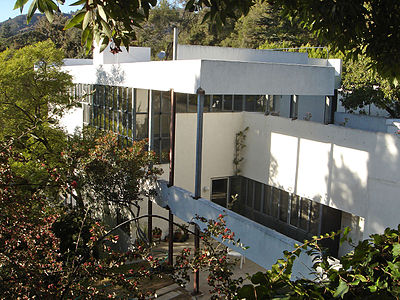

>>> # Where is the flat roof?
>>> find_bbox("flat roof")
[63,58,336,96]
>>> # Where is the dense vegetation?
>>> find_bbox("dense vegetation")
[1,0,400,298]
[0,13,86,57]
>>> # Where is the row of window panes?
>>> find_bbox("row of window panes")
[211,176,321,236]
[72,84,170,163]
[175,93,266,113]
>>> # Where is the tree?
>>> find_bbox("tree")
[341,55,400,118]
[0,14,87,58]
[0,40,73,143]
[185,0,400,82]
[15,0,400,81]
[34,14,88,58]
[237,227,400,299]
[221,1,316,49]
[0,41,75,197]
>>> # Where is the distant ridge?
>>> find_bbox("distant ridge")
[0,13,73,37]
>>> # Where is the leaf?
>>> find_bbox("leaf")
[45,0,58,11]
[393,243,400,257]
[27,0,38,23]
[100,37,109,52]
[333,279,349,298]
[97,5,107,22]
[251,272,267,285]
[64,11,86,29]
[81,26,90,44]
[43,6,54,22]
[85,30,93,54]
[70,0,86,5]
[13,0,29,12]
[100,20,112,38]
[237,285,256,300]
[82,10,92,31]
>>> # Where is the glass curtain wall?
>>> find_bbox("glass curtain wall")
[72,83,170,163]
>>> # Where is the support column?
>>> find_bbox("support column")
[194,88,205,199]
[147,90,154,243]
[324,95,331,124]
[167,26,178,268]
[330,90,338,124]
[193,224,200,294]
[169,89,176,186]
[290,95,298,119]
[167,89,176,265]
[193,88,205,295]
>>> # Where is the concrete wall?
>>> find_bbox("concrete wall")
[63,58,93,66]
[298,96,326,123]
[334,112,400,134]
[242,113,400,238]
[174,112,243,196]
[93,45,151,65]
[178,44,309,64]
[59,106,83,135]
[199,60,336,96]
[63,58,336,96]
[334,112,388,132]
[174,111,400,247]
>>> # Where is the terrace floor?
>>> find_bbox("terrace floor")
[150,235,266,299]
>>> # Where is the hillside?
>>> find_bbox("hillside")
[0,14,43,38]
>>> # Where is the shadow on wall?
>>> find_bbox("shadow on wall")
[264,117,400,240]
[96,65,126,86]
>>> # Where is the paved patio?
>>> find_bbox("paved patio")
[150,235,266,299]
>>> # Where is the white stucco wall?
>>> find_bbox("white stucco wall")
[63,59,336,96]
[241,114,400,238]
[93,45,151,65]
[178,44,309,64]
[174,111,400,248]
[199,60,335,96]
[59,106,83,134]
[174,112,243,196]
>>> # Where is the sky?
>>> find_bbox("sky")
[0,0,76,22]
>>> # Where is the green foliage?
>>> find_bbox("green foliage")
[186,0,400,82]
[237,227,400,299]
[55,128,162,212]
[174,214,246,299]
[0,14,88,58]
[341,55,400,118]
[221,1,316,49]
[0,41,75,200]
[0,40,73,141]
[133,2,235,59]
[233,126,248,176]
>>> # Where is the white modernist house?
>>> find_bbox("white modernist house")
[61,44,400,278]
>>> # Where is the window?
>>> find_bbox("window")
[211,176,342,256]
[223,95,233,111]
[211,95,223,112]
[211,178,228,207]
[78,84,171,163]
[233,95,244,111]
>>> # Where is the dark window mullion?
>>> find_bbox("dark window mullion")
[277,189,281,220]
[307,199,311,232]
[260,183,265,213]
